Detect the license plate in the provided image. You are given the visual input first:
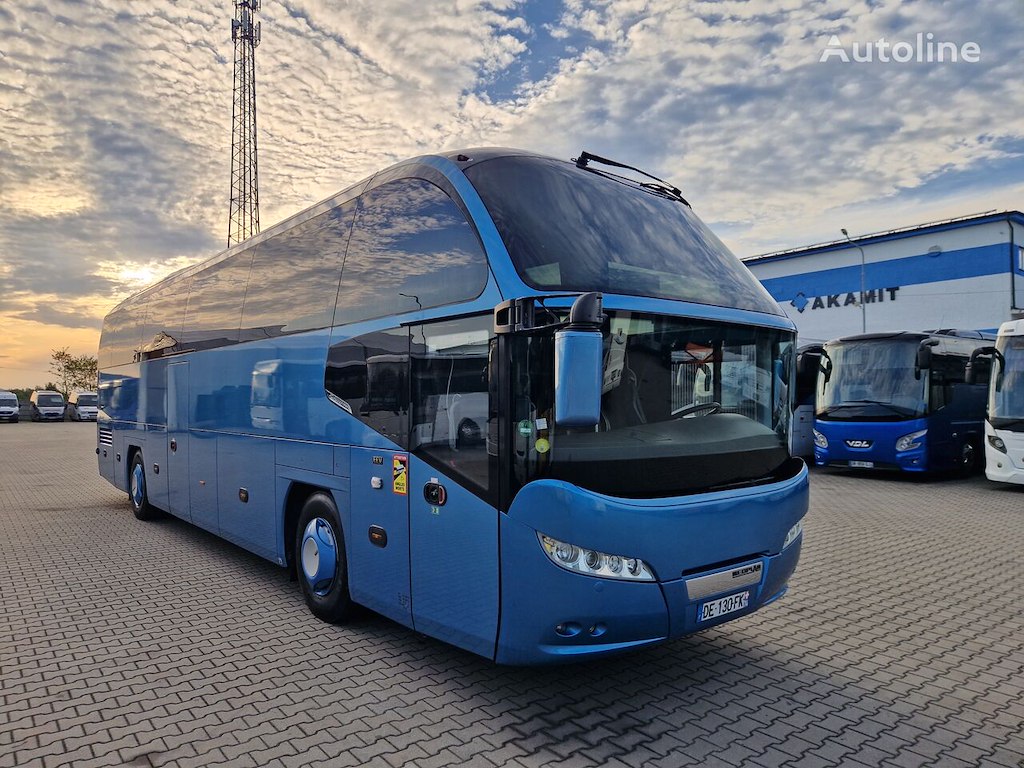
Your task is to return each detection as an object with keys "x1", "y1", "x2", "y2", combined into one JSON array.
[
  {"x1": 698, "y1": 590, "x2": 750, "y2": 622},
  {"x1": 849, "y1": 460, "x2": 874, "y2": 468}
]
